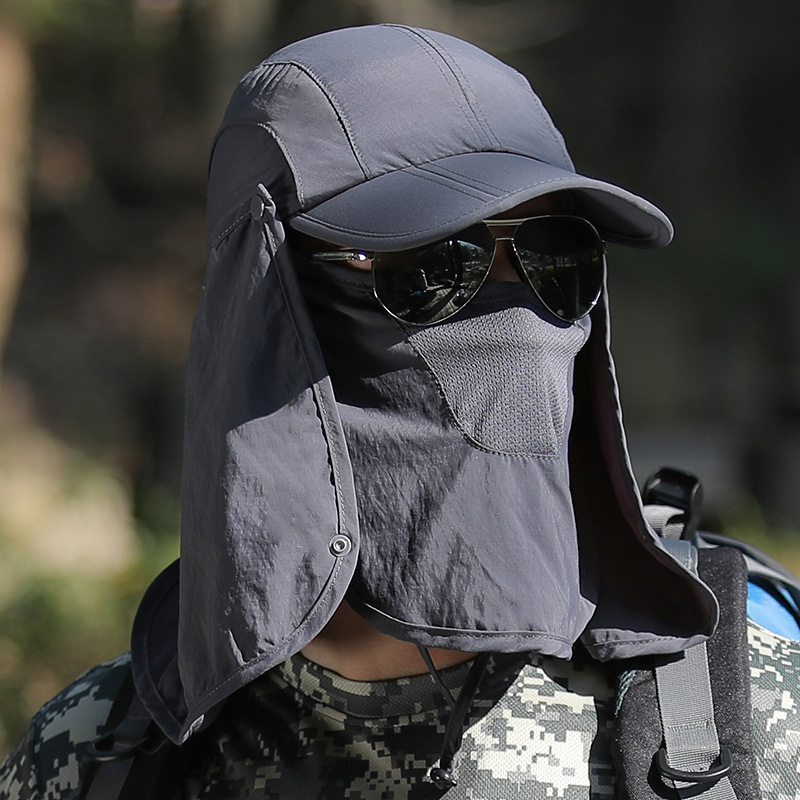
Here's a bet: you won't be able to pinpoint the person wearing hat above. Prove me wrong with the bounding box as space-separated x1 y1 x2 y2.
0 24 720 799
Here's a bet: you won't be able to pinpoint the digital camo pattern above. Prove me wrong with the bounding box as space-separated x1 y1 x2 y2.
0 649 615 800
192 650 616 799
7 625 800 800
748 619 800 800
455 654 616 799
0 653 130 800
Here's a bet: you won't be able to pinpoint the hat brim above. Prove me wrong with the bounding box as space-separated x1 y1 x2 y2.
289 151 672 251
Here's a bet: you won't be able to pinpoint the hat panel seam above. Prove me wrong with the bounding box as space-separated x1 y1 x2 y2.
388 24 497 152
520 82 573 168
212 119 307 208
396 25 503 151
301 170 496 241
296 145 562 214
208 62 292 173
267 58 370 180
419 161 583 207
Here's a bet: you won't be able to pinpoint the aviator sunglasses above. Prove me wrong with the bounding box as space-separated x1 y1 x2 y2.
310 215 607 326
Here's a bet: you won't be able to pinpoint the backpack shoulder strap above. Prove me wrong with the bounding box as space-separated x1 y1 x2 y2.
614 466 764 799
654 537 737 799
78 667 189 800
78 669 153 799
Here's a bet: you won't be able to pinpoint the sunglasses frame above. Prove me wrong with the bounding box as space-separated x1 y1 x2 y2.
309 214 606 326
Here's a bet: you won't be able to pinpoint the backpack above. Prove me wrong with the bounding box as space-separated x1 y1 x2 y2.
614 467 800 799
75 670 192 800
76 467 800 800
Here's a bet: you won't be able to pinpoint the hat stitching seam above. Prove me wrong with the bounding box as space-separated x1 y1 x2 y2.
253 120 307 206
262 64 307 204
270 59 370 180
419 162 513 193
298 145 533 210
301 174 574 240
445 59 502 150
181 554 350 736
389 25 495 151
520 82 573 168
312 168 496 232
420 161 572 198
212 116 308 208
271 231 360 547
406 165 499 200
211 208 250 252
422 162 586 210
402 27 503 151
336 599 574 644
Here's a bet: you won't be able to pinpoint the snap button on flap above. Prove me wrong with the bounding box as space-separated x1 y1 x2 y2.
250 194 265 220
329 535 352 556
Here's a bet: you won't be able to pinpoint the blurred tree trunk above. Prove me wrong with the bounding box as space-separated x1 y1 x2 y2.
0 22 31 364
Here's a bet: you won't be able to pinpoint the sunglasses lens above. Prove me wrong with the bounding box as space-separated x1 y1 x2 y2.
373 224 495 324
514 217 605 322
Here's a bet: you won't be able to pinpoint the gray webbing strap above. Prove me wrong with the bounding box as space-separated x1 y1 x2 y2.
643 504 687 541
655 538 737 799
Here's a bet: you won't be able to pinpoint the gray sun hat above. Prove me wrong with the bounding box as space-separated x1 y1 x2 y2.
221 24 672 250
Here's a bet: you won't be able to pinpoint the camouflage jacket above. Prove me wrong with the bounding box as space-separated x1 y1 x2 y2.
1 620 799 799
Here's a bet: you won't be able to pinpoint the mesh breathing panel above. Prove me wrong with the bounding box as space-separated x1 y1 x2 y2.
407 306 589 456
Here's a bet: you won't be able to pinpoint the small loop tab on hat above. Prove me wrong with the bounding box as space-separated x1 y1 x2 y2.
250 194 266 221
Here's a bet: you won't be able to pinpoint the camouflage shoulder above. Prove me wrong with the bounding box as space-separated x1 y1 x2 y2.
747 620 800 799
0 653 131 800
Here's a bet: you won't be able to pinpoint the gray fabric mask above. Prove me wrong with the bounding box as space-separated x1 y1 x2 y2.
130 190 718 746
295 254 598 650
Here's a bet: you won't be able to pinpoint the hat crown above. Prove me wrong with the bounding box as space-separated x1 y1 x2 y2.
225 25 573 209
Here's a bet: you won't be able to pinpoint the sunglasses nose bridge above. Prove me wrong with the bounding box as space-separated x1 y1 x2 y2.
478 222 526 285
484 235 526 284
482 221 529 282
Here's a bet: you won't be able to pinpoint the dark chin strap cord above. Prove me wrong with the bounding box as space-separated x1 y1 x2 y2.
417 648 493 792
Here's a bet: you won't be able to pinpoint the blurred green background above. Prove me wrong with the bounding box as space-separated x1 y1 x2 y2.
1 0 799 756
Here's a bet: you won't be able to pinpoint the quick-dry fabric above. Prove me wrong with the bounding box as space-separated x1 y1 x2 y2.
130 192 361 744
258 25 674 249
295 254 595 646
129 24 721 742
130 181 718 745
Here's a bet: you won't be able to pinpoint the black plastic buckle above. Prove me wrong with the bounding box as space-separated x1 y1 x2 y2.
656 744 732 784
642 466 704 541
85 730 151 763
428 765 458 790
